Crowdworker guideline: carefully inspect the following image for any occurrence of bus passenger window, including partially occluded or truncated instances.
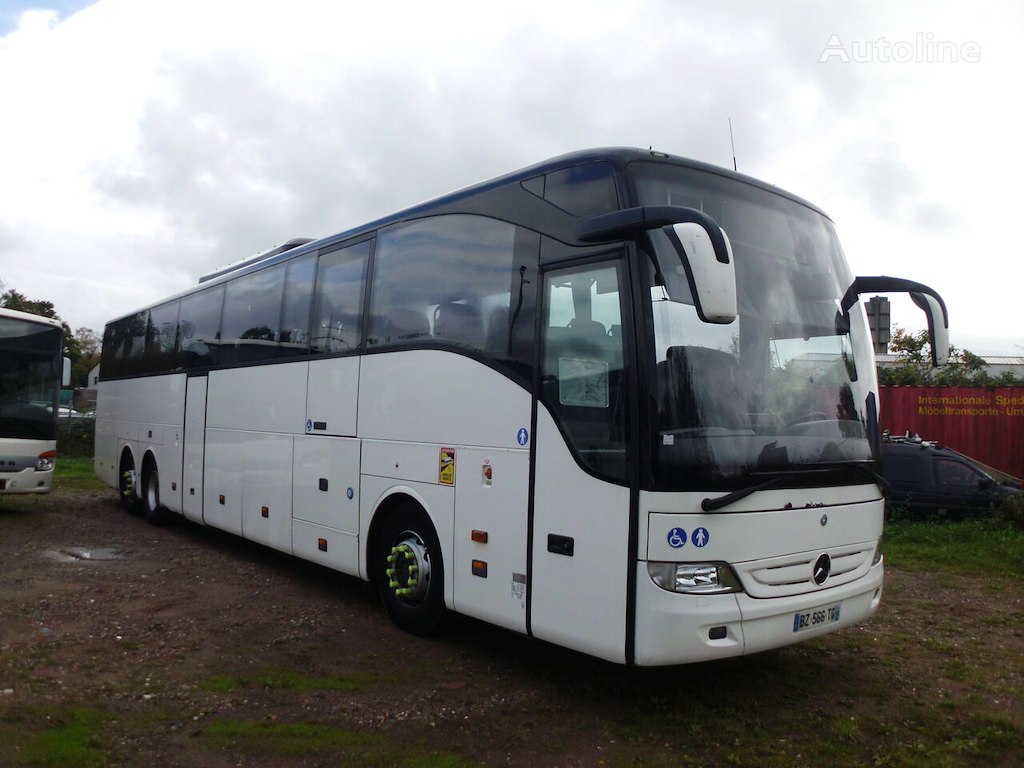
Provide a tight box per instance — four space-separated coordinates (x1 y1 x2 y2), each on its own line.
178 284 224 369
221 265 285 364
369 215 516 353
311 240 370 353
278 253 314 352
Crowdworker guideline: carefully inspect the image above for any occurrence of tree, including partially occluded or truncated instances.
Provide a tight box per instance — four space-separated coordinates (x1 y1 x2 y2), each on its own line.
1 282 100 389
72 327 101 386
1 287 59 319
878 326 1024 386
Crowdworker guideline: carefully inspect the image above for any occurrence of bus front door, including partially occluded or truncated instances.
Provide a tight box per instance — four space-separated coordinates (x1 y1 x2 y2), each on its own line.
528 259 634 664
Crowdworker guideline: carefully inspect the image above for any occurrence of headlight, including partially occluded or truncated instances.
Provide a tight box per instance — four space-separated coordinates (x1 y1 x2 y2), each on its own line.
36 451 56 472
647 562 742 594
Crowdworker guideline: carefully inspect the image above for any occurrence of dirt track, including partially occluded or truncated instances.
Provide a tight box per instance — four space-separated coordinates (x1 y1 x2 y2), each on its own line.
1 486 1021 767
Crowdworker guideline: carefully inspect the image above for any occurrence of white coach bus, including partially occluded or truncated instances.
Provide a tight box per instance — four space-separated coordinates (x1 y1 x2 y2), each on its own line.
1 307 68 495
95 148 949 665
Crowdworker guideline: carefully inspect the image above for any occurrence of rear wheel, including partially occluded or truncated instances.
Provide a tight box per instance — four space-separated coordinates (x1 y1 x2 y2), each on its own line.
118 452 141 515
374 504 446 636
142 462 170 526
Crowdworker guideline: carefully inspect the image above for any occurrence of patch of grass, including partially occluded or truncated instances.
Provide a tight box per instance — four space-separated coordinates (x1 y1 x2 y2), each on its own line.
883 519 1024 579
202 720 372 755
201 667 382 694
200 719 477 766
17 708 108 767
52 457 105 493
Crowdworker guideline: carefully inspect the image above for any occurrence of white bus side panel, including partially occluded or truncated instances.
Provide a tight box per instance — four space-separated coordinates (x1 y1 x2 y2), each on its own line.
293 436 361 533
204 429 242 534
452 446 529 633
203 364 308 536
358 350 528 449
357 351 532 627
306 357 360 436
207 363 308 434
182 376 207 523
95 375 186 506
529 408 631 664
241 432 294 552
293 436 361 576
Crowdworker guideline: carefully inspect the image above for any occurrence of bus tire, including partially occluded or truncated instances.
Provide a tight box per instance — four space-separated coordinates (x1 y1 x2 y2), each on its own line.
374 503 446 636
119 451 141 515
142 460 170 526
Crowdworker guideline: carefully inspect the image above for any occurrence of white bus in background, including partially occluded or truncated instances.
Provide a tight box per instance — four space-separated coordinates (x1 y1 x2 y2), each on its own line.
94 148 949 665
1 307 69 495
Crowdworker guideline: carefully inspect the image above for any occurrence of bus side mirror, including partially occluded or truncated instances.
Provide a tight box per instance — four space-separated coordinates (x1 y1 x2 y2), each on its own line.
576 205 738 325
62 357 71 387
911 292 950 366
839 276 949 367
667 222 737 324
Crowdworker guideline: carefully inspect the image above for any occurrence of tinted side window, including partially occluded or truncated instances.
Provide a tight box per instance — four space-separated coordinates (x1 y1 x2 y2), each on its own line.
280 253 315 353
179 285 224 369
145 301 180 373
523 162 619 217
884 455 920 488
934 458 982 487
101 320 129 379
221 265 286 363
122 311 149 376
312 240 370 353
369 215 518 354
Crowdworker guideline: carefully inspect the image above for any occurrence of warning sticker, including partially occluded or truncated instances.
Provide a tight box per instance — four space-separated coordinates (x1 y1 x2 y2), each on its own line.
439 448 456 486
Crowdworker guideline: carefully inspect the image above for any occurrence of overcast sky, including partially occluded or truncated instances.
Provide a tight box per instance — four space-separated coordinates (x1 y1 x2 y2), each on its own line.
1 0 1021 355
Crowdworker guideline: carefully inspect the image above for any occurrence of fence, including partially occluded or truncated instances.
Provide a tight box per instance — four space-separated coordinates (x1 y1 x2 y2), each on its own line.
879 386 1024 478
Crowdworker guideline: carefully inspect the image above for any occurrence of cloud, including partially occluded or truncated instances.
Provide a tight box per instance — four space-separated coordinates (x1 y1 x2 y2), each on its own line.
0 0 1021 354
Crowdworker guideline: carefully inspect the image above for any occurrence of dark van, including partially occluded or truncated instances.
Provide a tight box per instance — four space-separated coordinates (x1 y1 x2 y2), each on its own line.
881 437 1024 519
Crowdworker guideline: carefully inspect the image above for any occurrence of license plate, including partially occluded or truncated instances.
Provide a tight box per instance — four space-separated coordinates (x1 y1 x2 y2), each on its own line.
792 603 841 633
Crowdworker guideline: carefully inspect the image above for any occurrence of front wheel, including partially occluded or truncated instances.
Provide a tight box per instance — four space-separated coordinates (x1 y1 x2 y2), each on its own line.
374 504 446 636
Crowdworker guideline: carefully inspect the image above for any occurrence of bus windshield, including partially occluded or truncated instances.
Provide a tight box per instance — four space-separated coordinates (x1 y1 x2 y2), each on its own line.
632 162 877 491
0 317 62 441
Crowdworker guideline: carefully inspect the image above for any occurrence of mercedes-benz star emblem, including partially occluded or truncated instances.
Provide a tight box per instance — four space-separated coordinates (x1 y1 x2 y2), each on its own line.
813 553 831 585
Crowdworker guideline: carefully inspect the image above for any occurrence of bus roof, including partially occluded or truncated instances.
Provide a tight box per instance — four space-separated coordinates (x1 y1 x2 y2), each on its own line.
104 147 832 325
0 306 64 330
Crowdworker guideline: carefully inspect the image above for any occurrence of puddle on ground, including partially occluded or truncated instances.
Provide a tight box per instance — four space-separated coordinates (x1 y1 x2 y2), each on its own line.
44 546 128 563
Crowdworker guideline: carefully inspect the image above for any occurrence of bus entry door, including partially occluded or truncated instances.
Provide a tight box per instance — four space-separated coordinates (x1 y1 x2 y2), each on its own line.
528 260 633 664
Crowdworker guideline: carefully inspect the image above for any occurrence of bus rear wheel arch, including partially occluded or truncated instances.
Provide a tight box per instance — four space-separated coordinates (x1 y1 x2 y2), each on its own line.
372 501 446 636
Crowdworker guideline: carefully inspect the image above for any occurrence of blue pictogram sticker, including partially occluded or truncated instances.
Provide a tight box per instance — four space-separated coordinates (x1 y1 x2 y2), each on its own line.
517 428 529 446
691 527 710 548
667 527 687 549
305 419 313 433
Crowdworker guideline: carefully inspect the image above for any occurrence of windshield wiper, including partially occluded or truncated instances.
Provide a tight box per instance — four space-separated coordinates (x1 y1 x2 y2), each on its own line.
701 468 845 512
701 476 785 512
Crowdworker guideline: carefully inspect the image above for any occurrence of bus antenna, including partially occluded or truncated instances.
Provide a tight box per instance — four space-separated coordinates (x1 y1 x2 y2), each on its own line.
729 118 738 171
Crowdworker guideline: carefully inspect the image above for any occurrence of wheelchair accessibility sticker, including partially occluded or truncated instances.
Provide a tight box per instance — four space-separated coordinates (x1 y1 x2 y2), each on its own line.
667 526 710 549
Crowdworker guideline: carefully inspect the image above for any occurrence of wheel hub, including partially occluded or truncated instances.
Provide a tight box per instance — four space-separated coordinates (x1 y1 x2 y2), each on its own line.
386 535 430 603
121 468 136 499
